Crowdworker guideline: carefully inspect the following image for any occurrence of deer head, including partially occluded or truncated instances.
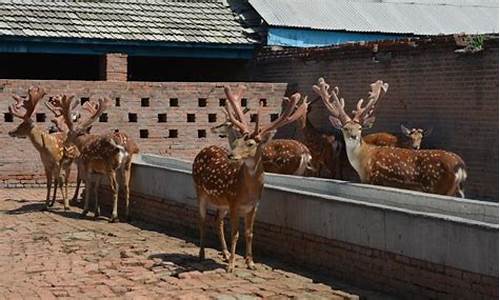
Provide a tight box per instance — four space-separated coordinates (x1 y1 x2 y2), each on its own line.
210 106 249 139
223 85 308 162
313 77 389 149
400 123 432 150
8 87 46 138
48 94 111 143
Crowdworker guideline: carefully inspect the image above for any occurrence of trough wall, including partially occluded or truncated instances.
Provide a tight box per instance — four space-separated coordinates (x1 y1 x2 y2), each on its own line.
251 36 500 201
97 155 499 299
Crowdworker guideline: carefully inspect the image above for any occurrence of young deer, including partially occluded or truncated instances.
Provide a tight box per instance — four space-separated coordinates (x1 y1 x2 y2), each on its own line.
363 124 432 150
296 102 345 179
211 105 314 176
193 85 307 272
7 87 77 210
49 95 139 222
313 78 467 197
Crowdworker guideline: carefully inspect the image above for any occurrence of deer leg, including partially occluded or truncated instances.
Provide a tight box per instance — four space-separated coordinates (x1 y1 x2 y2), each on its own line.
93 175 102 219
108 171 119 223
81 173 92 218
50 176 58 207
217 209 230 262
62 165 71 210
244 207 258 270
227 207 239 273
198 195 207 261
44 169 53 209
122 160 132 221
72 164 82 203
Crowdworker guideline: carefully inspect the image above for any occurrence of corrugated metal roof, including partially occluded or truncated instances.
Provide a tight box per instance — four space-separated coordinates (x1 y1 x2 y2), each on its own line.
0 0 259 45
249 0 499 35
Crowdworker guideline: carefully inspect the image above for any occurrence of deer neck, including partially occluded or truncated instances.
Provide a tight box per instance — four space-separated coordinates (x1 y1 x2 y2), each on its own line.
227 128 240 149
343 136 373 182
72 133 97 151
28 125 56 155
302 118 321 142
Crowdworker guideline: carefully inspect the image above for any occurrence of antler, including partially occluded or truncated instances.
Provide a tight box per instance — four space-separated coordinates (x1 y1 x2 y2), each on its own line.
224 85 249 135
312 78 351 124
9 87 46 121
352 80 389 125
49 95 77 131
78 97 111 131
253 93 309 141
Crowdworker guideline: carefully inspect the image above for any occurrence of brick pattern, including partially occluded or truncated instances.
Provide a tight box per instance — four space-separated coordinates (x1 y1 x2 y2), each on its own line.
252 37 499 201
97 187 499 299
104 53 128 82
0 80 287 186
0 188 359 299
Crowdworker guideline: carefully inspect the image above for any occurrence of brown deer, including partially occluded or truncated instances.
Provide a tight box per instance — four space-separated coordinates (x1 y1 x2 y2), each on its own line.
313 78 467 197
210 105 315 176
7 87 77 210
193 85 307 272
363 124 432 150
49 95 139 222
296 101 345 179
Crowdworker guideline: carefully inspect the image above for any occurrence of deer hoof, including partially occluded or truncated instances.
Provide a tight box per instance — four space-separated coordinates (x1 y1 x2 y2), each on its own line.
80 210 88 218
199 249 205 261
222 251 230 262
64 206 71 211
109 217 119 223
246 260 257 270
226 263 235 273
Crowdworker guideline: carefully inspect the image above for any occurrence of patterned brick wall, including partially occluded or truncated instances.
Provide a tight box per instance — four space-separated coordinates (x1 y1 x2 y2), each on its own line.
96 187 499 299
251 36 499 201
0 80 287 186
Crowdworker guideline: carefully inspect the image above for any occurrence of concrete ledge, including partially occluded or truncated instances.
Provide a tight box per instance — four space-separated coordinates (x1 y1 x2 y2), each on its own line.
131 154 498 277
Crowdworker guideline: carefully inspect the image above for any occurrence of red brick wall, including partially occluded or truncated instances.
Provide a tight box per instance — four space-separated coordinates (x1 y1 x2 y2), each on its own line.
251 36 499 201
96 187 499 299
0 80 287 186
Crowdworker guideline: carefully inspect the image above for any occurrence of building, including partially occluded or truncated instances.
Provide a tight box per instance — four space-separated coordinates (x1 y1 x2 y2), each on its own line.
248 0 499 47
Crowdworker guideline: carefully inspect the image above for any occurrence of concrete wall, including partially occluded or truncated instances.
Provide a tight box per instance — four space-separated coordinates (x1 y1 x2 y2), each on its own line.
251 36 499 201
0 80 287 186
98 155 499 299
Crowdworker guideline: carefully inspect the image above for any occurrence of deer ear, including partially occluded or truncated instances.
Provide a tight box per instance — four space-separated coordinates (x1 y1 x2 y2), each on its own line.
400 123 411 136
361 116 376 128
259 130 276 144
423 127 433 136
328 116 343 129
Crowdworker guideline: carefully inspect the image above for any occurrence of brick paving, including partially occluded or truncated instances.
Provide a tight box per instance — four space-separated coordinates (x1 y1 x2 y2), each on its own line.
0 188 360 299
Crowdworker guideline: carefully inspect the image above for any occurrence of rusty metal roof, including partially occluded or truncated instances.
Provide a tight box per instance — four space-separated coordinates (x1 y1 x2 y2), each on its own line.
249 0 499 35
0 0 259 45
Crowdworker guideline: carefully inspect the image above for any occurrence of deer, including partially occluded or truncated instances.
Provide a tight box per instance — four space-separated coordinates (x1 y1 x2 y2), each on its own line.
313 78 467 197
210 104 315 176
296 99 346 179
363 124 432 150
48 95 139 222
7 87 78 210
193 85 307 272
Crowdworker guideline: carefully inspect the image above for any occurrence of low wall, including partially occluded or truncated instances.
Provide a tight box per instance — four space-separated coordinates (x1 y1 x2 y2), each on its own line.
0 79 287 186
98 154 499 299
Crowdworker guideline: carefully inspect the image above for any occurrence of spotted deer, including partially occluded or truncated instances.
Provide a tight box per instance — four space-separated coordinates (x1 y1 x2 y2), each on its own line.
313 78 467 197
296 101 345 179
193 85 307 272
7 87 78 210
211 104 314 176
363 124 432 150
49 95 139 222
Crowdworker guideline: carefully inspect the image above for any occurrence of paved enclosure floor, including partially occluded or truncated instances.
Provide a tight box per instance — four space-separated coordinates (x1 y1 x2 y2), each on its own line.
0 188 360 300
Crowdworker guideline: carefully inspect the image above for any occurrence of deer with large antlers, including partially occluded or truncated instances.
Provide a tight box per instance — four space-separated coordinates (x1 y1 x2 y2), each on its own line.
7 87 78 210
210 104 315 176
193 85 308 272
363 123 432 150
49 95 139 222
296 101 345 179
313 78 467 197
